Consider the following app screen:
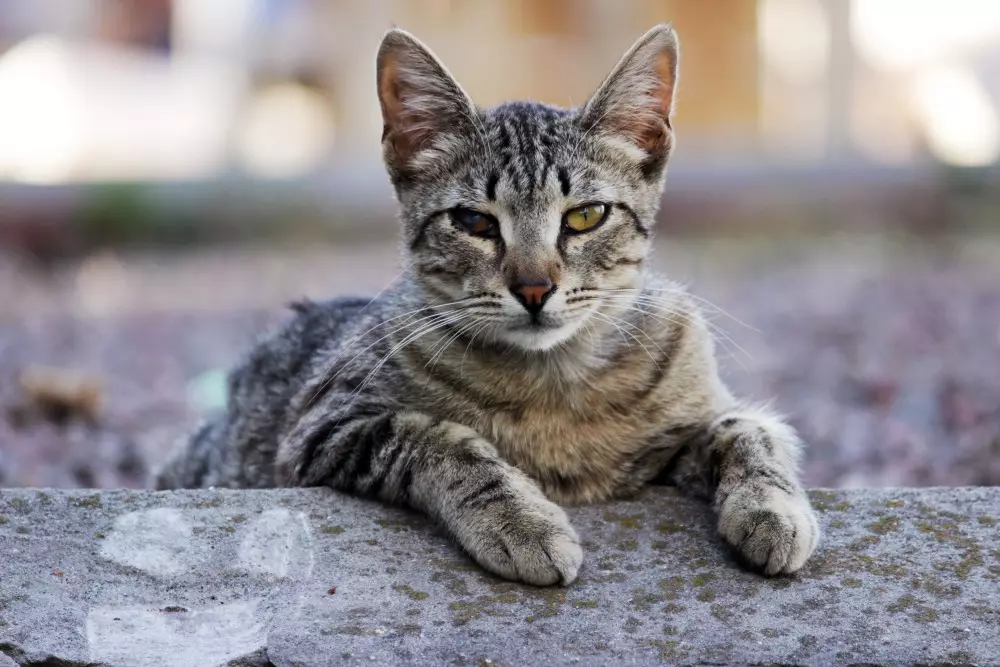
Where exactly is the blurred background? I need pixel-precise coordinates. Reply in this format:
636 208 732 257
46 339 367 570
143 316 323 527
0 0 998 490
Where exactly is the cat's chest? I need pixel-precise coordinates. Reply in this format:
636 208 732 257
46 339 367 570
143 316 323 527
468 394 663 503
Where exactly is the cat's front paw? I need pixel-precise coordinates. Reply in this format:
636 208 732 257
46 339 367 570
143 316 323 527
461 489 582 586
717 486 819 575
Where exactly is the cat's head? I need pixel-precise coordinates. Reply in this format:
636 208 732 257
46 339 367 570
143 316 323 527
377 25 679 351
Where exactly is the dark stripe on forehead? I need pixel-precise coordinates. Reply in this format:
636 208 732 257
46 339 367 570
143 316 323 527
503 159 523 194
513 114 535 191
557 167 571 197
484 102 573 199
486 172 498 201
495 118 513 151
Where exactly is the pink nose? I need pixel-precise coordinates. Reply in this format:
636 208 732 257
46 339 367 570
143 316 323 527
510 280 555 315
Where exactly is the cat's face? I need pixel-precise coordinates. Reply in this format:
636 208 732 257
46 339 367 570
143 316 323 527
377 26 679 351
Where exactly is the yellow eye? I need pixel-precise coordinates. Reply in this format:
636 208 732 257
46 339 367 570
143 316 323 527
563 203 608 233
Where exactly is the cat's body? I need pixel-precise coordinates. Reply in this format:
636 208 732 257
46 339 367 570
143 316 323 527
157 278 718 503
156 25 819 585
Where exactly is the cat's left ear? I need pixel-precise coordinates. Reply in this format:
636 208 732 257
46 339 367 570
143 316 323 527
579 24 679 166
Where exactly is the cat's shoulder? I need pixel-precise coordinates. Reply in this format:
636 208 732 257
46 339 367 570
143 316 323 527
276 293 402 350
247 296 381 355
287 296 378 325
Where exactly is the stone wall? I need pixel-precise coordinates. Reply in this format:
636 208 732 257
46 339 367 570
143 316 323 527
0 487 997 666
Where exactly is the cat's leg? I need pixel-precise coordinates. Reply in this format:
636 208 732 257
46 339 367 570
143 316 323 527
665 405 819 575
276 409 581 586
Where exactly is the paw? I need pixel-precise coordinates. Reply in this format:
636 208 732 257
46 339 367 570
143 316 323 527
718 487 819 575
462 489 582 586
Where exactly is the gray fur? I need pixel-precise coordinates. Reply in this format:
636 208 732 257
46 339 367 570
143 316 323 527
156 25 819 584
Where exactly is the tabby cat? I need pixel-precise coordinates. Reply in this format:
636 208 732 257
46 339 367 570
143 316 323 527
155 25 819 585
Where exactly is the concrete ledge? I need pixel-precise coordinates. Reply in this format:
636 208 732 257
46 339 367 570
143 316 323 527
1 488 997 666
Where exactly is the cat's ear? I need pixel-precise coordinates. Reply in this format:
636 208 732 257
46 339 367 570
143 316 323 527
579 24 679 164
376 28 477 179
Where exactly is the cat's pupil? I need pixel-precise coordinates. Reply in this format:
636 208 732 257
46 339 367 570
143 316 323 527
454 209 496 237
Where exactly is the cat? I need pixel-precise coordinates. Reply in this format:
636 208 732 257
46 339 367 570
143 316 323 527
155 24 819 586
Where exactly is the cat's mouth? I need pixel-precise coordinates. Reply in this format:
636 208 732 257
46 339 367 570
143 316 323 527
498 315 581 351
510 316 561 332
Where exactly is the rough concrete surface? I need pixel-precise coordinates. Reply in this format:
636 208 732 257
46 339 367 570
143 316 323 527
0 487 997 666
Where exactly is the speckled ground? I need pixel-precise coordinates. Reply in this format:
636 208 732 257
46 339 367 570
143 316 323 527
0 487 997 665
1 233 998 490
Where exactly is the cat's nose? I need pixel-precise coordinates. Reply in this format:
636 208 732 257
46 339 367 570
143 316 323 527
510 279 556 316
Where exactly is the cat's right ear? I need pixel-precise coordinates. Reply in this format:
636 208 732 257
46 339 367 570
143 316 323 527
579 25 679 174
376 29 477 181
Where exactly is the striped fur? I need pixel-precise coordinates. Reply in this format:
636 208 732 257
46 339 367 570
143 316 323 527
155 25 819 584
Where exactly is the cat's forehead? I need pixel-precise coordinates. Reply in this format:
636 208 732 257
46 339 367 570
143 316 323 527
484 102 576 150
477 101 580 197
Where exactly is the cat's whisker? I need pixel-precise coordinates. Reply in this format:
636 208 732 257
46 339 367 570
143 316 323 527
623 296 753 367
575 294 699 330
590 310 662 368
561 300 692 339
627 296 754 364
322 296 492 369
587 310 636 353
583 319 600 357
365 312 469 386
646 289 759 335
308 293 503 405
310 294 495 375
337 312 468 417
302 307 469 408
613 303 695 331
421 318 464 371
425 314 485 374
340 313 459 393
356 270 404 315
591 311 633 349
591 290 738 337
598 286 761 333
561 291 754 368
460 319 495 377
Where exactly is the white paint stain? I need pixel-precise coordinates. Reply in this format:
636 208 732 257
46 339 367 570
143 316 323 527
99 508 196 576
90 505 316 663
86 601 266 667
236 509 315 580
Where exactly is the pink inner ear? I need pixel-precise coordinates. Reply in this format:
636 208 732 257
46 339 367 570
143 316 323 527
379 59 407 130
378 57 432 163
651 50 676 118
603 48 676 154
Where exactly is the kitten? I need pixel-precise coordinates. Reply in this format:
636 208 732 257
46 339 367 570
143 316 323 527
155 25 819 585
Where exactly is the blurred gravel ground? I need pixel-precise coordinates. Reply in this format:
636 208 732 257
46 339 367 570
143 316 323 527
1 233 998 489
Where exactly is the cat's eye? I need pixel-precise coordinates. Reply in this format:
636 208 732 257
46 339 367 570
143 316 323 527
451 208 499 238
562 203 609 234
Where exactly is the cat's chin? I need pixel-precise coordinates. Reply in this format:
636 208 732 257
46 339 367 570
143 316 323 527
496 321 581 352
